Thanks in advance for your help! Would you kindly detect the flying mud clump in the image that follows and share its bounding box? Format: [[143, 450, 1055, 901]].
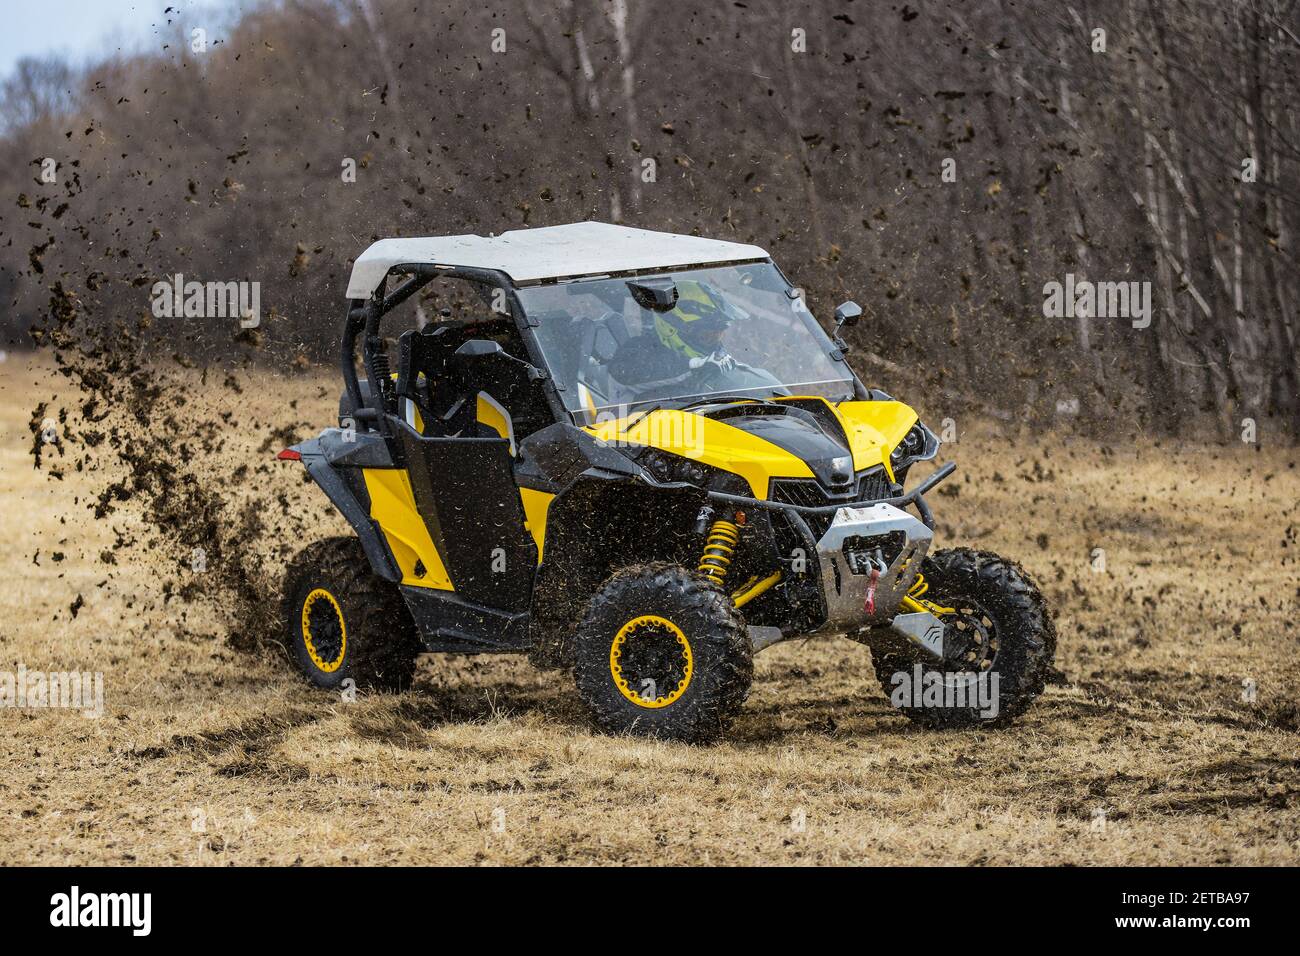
[[26, 281, 310, 652]]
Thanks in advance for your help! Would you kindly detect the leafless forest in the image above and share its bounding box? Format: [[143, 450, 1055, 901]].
[[1, 0, 1297, 437]]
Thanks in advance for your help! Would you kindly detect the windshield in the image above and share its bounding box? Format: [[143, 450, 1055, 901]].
[[519, 262, 856, 418]]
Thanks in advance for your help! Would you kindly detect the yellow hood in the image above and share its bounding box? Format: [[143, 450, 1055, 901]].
[[583, 398, 918, 497]]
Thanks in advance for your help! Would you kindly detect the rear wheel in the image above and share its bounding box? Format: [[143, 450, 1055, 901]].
[[281, 537, 421, 691], [573, 563, 752, 744], [872, 547, 1055, 727]]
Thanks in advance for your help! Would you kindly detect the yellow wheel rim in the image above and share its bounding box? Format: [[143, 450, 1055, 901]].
[[301, 588, 347, 673], [609, 614, 693, 709]]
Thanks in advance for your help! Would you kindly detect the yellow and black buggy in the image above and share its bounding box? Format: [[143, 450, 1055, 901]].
[[279, 222, 1056, 743]]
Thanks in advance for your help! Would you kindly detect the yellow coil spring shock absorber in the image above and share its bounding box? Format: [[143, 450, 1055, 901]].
[[697, 518, 740, 586], [902, 572, 956, 616]]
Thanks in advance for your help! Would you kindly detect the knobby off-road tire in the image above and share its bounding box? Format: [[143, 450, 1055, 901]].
[[573, 563, 753, 744], [872, 547, 1056, 728], [281, 536, 422, 692]]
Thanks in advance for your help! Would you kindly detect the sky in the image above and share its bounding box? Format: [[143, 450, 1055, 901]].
[[0, 0, 251, 79]]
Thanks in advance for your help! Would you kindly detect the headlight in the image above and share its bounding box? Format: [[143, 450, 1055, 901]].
[[890, 423, 938, 467], [638, 448, 721, 488]]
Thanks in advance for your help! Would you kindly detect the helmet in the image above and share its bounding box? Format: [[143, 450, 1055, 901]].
[[653, 280, 730, 358]]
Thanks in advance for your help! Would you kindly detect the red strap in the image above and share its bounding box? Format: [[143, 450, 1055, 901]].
[[864, 567, 880, 615]]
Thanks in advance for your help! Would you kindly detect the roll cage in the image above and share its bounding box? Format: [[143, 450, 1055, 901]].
[[341, 263, 569, 436]]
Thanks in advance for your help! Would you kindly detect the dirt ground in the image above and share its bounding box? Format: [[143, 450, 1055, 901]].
[[1, 353, 1297, 865]]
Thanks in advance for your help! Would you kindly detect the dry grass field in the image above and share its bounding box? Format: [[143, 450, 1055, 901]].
[[1, 353, 1297, 865]]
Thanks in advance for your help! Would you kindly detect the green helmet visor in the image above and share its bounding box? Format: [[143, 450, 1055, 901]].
[[654, 281, 731, 357]]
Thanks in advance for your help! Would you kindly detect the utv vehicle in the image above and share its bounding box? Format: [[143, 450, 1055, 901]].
[[278, 221, 1055, 743]]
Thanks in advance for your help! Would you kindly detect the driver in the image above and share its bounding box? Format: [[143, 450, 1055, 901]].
[[608, 280, 738, 387]]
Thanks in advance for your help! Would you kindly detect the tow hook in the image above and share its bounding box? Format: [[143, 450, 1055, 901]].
[[862, 551, 888, 615], [864, 567, 880, 615]]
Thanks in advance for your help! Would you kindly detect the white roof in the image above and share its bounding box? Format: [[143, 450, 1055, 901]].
[[345, 221, 769, 298]]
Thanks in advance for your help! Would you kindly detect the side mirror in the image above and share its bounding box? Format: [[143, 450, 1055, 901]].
[[454, 339, 504, 359], [834, 301, 862, 329], [830, 300, 862, 359], [453, 337, 547, 382]]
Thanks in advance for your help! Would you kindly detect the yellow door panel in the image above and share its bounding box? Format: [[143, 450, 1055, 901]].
[[519, 487, 554, 562], [362, 468, 454, 590]]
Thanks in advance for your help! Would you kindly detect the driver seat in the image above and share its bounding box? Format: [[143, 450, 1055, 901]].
[[576, 311, 631, 413]]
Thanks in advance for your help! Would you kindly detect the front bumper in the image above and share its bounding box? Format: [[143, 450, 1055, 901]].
[[812, 502, 933, 633]]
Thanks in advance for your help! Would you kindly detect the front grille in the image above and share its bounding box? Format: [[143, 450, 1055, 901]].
[[768, 478, 833, 509], [856, 470, 894, 501], [769, 468, 898, 539]]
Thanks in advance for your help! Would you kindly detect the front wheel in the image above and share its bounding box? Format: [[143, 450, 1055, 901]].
[[872, 548, 1056, 728], [573, 563, 753, 744]]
